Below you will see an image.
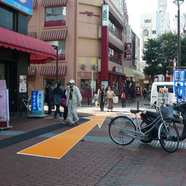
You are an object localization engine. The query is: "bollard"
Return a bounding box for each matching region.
[88,95,89,105]
[137,99,139,110]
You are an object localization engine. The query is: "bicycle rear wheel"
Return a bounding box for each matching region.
[159,122,179,153]
[109,115,136,146]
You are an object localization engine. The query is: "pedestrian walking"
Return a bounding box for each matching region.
[97,85,106,111]
[106,86,115,112]
[120,87,126,108]
[62,82,70,124]
[45,81,53,114]
[53,83,64,118]
[66,79,82,126]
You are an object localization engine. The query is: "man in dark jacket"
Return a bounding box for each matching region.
[45,81,53,114]
[53,83,64,118]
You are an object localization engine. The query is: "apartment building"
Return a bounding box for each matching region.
[28,0,126,102]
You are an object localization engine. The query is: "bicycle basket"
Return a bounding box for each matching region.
[161,105,179,121]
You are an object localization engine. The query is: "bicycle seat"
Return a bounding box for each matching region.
[130,110,141,114]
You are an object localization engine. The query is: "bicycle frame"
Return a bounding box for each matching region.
[123,112,163,141]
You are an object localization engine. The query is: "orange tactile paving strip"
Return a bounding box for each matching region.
[17,115,106,159]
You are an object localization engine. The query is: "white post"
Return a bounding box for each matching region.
[91,69,94,104]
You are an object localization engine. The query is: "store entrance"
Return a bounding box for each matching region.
[4,62,18,112]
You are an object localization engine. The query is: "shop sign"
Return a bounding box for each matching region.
[126,43,132,60]
[174,70,185,104]
[113,67,122,74]
[1,0,33,15]
[102,5,109,26]
[31,90,44,115]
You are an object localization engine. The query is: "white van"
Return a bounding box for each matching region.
[150,82,175,105]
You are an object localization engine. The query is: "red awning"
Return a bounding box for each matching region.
[41,30,67,41]
[0,27,56,64]
[41,0,67,7]
[40,66,67,76]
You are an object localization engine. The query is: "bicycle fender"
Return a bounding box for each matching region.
[158,122,164,140]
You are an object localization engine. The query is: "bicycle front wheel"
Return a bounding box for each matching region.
[159,122,179,153]
[109,115,136,146]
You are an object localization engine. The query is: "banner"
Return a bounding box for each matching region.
[31,90,45,115]
[174,70,185,104]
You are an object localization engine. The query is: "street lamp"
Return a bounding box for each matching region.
[173,0,184,70]
[51,45,59,83]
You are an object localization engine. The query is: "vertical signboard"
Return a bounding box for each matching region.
[126,43,132,60]
[31,90,44,115]
[102,5,109,26]
[174,70,185,104]
[19,75,27,93]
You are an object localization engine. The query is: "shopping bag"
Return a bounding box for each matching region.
[95,101,100,108]
[60,98,67,107]
[113,96,118,103]
[121,92,126,99]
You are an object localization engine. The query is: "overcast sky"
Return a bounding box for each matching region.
[125,0,186,37]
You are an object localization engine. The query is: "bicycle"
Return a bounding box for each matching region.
[19,95,31,116]
[108,101,180,153]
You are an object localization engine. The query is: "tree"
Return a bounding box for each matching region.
[142,32,177,81]
[142,38,163,80]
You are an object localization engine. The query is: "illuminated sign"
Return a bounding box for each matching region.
[1,0,32,15]
[102,5,109,26]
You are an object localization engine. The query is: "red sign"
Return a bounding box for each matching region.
[126,43,131,60]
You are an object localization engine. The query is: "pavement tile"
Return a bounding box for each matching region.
[1,97,186,185]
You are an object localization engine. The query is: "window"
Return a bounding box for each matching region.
[0,7,13,30]
[157,85,173,93]
[47,40,66,60]
[80,79,97,91]
[144,19,151,23]
[45,7,66,27]
[143,29,149,37]
[152,30,156,34]
[108,47,122,65]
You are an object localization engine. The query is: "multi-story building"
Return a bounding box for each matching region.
[140,0,170,84]
[28,0,127,102]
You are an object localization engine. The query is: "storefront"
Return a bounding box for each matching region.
[0,27,56,112]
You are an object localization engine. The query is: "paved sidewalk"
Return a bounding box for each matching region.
[0,96,186,186]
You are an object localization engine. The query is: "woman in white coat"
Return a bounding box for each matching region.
[66,79,82,126]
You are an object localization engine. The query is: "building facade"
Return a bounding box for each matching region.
[28,0,127,102]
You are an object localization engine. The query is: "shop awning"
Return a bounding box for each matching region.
[124,67,145,80]
[40,66,67,76]
[41,30,67,41]
[0,27,56,64]
[41,0,67,7]
[28,66,36,76]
